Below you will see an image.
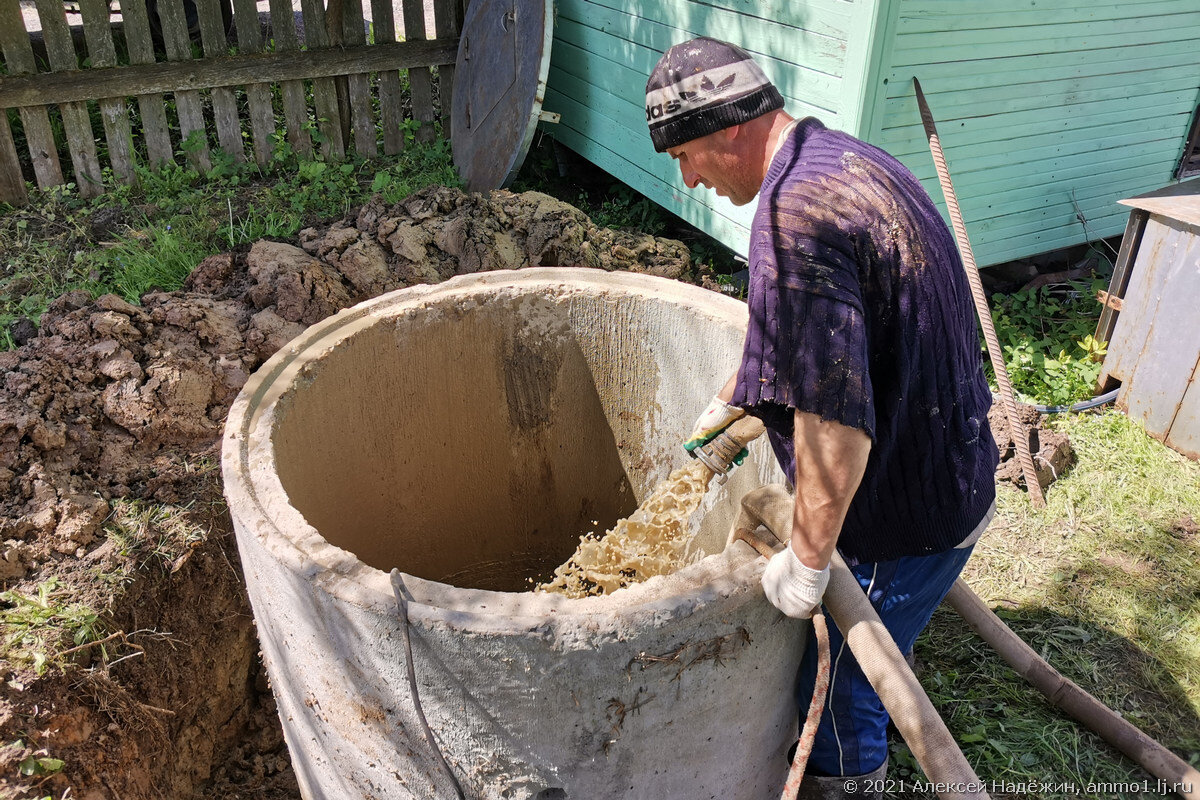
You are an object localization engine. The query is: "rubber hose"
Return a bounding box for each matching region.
[781,612,831,799]
[726,521,832,797]
[390,569,467,800]
[1031,388,1119,415]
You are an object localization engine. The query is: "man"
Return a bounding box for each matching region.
[647,38,998,797]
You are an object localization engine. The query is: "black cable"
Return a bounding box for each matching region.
[1030,388,1120,415]
[390,569,466,800]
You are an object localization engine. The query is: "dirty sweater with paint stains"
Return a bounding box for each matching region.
[733,117,997,565]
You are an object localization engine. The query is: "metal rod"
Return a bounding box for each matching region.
[912,77,1046,507]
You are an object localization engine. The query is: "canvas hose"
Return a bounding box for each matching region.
[727,526,832,796]
[912,76,1046,508]
[731,488,989,798]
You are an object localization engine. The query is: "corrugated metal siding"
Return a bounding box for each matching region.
[542,0,880,254]
[868,0,1200,265]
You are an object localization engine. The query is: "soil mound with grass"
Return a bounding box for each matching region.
[0,186,692,799]
[0,186,693,586]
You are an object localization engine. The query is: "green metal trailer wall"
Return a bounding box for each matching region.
[869,0,1200,265]
[544,0,885,252]
[542,0,1200,265]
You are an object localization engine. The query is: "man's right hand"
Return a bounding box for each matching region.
[684,396,745,454]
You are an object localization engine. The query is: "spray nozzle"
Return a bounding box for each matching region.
[692,431,743,484]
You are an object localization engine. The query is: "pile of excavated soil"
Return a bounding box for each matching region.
[988,401,1074,492]
[0,182,1062,798]
[0,186,693,800]
[1,187,691,585]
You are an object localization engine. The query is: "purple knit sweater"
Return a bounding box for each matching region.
[733,118,997,565]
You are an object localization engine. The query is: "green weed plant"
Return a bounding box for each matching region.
[989,277,1109,407]
[0,578,105,675]
[584,185,670,236]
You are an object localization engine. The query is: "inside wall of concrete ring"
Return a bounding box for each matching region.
[223,268,804,800]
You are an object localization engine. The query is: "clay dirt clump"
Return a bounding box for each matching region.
[988,401,1074,492]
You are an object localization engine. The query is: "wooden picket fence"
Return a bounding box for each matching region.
[0,0,461,205]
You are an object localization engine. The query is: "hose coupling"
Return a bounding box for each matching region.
[693,428,745,484]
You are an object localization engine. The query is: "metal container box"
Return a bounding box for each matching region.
[1097,178,1200,460]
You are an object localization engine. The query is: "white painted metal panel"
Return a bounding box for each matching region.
[1166,358,1200,459]
[1110,214,1200,459]
[1119,176,1200,228]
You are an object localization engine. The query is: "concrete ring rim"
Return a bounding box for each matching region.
[222,268,765,633]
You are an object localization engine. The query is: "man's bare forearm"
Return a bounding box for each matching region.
[790,410,871,570]
[717,371,739,403]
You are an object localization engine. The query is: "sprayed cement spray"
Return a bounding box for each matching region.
[538,460,713,598]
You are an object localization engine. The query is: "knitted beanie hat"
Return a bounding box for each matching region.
[645,37,784,153]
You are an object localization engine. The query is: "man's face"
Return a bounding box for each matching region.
[667,128,760,206]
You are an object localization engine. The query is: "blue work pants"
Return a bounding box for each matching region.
[796,544,975,777]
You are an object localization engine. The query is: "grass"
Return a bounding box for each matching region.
[0,492,222,796]
[103,456,225,575]
[0,448,226,678]
[104,219,215,302]
[0,578,106,675]
[891,410,1200,797]
[0,496,208,677]
[0,133,460,348]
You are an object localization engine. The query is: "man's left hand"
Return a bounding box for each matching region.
[761,544,829,618]
[684,395,745,454]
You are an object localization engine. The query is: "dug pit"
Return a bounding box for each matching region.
[0,184,1069,799]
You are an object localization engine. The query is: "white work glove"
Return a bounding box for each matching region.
[684,396,745,454]
[761,544,830,619]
